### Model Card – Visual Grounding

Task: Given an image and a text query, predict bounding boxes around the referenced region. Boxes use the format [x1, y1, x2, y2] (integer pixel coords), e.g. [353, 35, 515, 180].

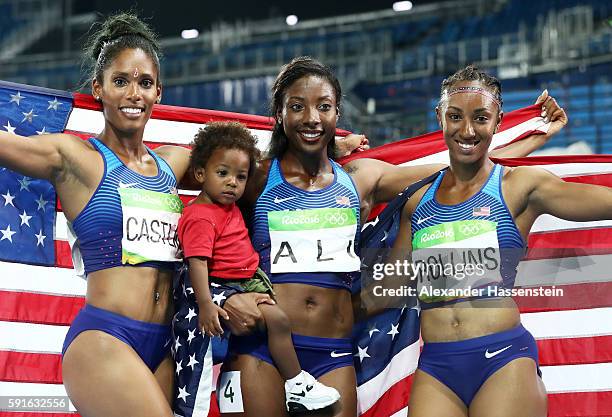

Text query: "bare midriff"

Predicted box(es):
[85, 266, 174, 325]
[273, 283, 354, 338]
[420, 297, 521, 343]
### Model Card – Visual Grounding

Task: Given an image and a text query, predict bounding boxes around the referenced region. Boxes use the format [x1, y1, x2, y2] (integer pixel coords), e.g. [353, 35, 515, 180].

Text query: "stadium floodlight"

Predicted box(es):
[393, 1, 413, 12]
[286, 15, 299, 26]
[181, 29, 199, 39]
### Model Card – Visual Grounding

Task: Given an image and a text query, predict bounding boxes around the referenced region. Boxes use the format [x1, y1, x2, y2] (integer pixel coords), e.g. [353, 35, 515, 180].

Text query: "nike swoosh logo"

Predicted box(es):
[330, 351, 352, 358]
[119, 181, 139, 188]
[274, 196, 297, 204]
[485, 344, 513, 359]
[290, 385, 313, 398]
[416, 215, 435, 225]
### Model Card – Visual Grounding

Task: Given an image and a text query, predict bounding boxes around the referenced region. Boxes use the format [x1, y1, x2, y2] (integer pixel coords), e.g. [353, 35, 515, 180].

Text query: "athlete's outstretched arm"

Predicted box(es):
[346, 107, 567, 206]
[0, 130, 82, 181]
[349, 91, 567, 204]
[346, 158, 445, 205]
[525, 167, 612, 221]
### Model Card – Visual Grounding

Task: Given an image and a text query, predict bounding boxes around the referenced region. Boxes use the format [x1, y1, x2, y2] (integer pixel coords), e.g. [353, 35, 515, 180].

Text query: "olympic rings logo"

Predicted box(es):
[459, 223, 482, 236]
[325, 212, 349, 226]
[165, 196, 183, 212]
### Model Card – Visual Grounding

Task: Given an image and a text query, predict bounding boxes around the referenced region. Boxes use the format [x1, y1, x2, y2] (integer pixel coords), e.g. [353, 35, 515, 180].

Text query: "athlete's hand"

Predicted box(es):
[336, 134, 370, 157]
[535, 89, 568, 137]
[222, 292, 274, 335]
[199, 301, 229, 337]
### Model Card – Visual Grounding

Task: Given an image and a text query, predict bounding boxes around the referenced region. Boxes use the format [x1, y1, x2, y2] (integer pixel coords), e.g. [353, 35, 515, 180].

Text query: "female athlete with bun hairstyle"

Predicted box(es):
[0, 12, 194, 417]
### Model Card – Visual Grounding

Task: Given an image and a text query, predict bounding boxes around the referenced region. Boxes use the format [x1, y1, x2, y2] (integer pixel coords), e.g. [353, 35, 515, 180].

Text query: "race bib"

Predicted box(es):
[268, 208, 360, 273]
[218, 371, 244, 413]
[119, 188, 183, 264]
[412, 220, 502, 303]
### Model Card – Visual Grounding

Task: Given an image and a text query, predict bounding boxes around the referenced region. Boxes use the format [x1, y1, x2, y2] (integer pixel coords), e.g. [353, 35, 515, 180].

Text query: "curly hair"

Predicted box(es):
[439, 64, 503, 109]
[190, 122, 260, 177]
[82, 12, 162, 86]
[268, 56, 341, 159]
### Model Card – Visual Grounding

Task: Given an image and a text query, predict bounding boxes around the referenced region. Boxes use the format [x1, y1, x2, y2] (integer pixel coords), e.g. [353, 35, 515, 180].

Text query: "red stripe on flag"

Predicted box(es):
[495, 154, 612, 166]
[495, 105, 542, 132]
[360, 374, 413, 417]
[209, 392, 220, 417]
[63, 131, 93, 141]
[563, 173, 612, 186]
[55, 240, 73, 269]
[537, 335, 612, 367]
[527, 229, 612, 256]
[548, 391, 612, 417]
[6, 335, 606, 392]
[72, 93, 274, 130]
[143, 141, 190, 150]
[72, 93, 350, 135]
[516, 282, 612, 313]
[340, 105, 545, 165]
[0, 350, 62, 384]
[0, 290, 84, 325]
[341, 129, 447, 165]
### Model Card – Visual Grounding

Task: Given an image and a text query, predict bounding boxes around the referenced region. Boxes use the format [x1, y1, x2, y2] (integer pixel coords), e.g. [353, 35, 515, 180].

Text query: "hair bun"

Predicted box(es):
[81, 11, 163, 89]
[87, 12, 159, 62]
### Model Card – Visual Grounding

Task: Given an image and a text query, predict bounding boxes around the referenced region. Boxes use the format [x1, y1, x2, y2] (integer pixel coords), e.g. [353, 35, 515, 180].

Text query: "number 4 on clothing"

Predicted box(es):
[224, 379, 235, 403]
[218, 371, 244, 413]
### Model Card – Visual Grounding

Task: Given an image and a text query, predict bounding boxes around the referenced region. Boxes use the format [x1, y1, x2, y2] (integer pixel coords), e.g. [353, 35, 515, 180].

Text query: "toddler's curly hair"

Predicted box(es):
[190, 121, 260, 177]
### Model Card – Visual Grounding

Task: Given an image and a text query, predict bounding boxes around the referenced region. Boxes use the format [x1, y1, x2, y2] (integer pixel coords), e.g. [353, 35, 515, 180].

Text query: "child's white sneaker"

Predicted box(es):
[285, 370, 341, 412]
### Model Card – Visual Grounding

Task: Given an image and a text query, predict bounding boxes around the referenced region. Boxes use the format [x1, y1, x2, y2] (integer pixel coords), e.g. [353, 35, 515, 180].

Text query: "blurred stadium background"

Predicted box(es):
[0, 0, 610, 152]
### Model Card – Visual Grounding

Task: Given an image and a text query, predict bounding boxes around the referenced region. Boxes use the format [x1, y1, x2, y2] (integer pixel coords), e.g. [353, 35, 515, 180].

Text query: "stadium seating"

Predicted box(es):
[0, 4, 26, 43]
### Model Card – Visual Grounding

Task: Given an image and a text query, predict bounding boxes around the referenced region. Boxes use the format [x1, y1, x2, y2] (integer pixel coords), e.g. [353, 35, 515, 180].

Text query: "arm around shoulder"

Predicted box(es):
[345, 158, 445, 204]
[373, 160, 445, 204]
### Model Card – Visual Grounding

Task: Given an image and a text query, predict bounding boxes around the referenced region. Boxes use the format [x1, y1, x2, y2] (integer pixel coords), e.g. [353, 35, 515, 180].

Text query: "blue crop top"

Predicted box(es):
[410, 164, 526, 309]
[70, 138, 180, 277]
[251, 158, 361, 290]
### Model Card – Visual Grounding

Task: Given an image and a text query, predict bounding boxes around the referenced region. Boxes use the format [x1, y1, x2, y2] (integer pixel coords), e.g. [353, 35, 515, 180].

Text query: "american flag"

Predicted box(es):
[336, 195, 352, 206]
[0, 80, 610, 417]
[472, 206, 491, 217]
